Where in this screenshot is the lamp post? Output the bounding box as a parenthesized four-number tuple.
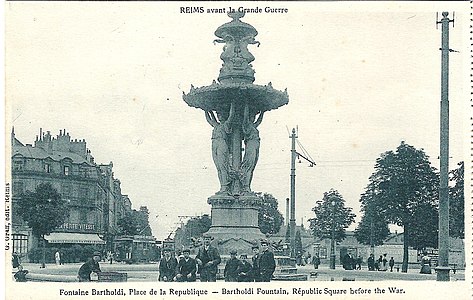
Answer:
(330, 199, 336, 269)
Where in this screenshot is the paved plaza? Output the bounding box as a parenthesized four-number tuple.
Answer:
(14, 262, 465, 282)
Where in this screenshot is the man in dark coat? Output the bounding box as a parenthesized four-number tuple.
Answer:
(251, 245, 260, 282)
(377, 255, 383, 271)
(350, 254, 356, 270)
(78, 251, 101, 282)
(224, 250, 242, 282)
(367, 254, 375, 271)
(343, 253, 354, 270)
(356, 256, 362, 270)
(14, 265, 29, 282)
(311, 254, 320, 269)
(258, 240, 276, 282)
(389, 257, 395, 272)
(176, 249, 197, 282)
(12, 252, 20, 269)
(238, 254, 253, 282)
(158, 248, 178, 282)
(195, 234, 221, 282)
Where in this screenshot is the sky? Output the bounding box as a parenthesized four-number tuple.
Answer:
(5, 1, 469, 240)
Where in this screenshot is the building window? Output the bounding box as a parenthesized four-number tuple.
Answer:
(44, 163, 51, 173)
(13, 160, 24, 171)
(319, 247, 327, 259)
(62, 184, 71, 198)
(80, 187, 89, 202)
(79, 167, 89, 178)
(69, 210, 79, 223)
(12, 181, 24, 195)
(63, 166, 70, 176)
(13, 234, 28, 256)
(87, 211, 96, 224)
(80, 210, 88, 223)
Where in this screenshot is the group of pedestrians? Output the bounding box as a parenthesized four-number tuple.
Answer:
(73, 234, 275, 283)
(158, 235, 276, 282)
(14, 234, 277, 283)
(367, 253, 395, 272)
(54, 250, 66, 265)
(342, 253, 363, 270)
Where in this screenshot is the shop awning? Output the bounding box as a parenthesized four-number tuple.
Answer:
(44, 233, 106, 244)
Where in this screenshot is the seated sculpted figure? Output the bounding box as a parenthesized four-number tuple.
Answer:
(205, 102, 235, 194)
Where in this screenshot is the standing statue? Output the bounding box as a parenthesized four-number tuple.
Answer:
(241, 104, 264, 193)
(205, 102, 235, 194)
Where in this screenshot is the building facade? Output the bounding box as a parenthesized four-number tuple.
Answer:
(313, 232, 465, 269)
(270, 224, 465, 269)
(11, 128, 134, 257)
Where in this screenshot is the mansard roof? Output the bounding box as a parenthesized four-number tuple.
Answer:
(12, 143, 93, 165)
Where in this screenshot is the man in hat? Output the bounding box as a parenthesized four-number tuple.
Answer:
(258, 240, 276, 282)
(367, 253, 375, 271)
(251, 245, 261, 282)
(224, 250, 242, 282)
(195, 234, 221, 282)
(158, 248, 178, 281)
(14, 265, 29, 282)
(78, 251, 101, 282)
(176, 249, 197, 282)
(238, 253, 253, 282)
(12, 251, 20, 269)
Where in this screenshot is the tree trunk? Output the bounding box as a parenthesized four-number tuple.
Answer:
(41, 235, 46, 268)
(402, 224, 409, 273)
(370, 218, 374, 255)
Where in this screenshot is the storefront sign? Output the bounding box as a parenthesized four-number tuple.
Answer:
(57, 222, 95, 232)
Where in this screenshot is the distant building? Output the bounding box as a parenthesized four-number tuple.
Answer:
(313, 231, 465, 269)
(270, 224, 465, 269)
(269, 224, 313, 258)
(11, 128, 134, 257)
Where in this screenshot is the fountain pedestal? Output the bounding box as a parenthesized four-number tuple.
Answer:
(206, 194, 264, 254)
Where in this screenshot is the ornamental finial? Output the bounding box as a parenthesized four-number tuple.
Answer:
(228, 11, 245, 21)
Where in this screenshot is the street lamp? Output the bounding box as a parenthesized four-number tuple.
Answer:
(330, 199, 336, 270)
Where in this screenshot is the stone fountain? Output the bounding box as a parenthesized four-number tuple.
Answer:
(183, 12, 289, 255)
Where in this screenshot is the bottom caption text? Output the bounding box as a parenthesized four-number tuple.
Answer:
(58, 286, 406, 297)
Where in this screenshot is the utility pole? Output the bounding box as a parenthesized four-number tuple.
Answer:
(289, 128, 316, 258)
(289, 128, 297, 258)
(436, 11, 454, 282)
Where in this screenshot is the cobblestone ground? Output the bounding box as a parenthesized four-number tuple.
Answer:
(14, 262, 465, 282)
